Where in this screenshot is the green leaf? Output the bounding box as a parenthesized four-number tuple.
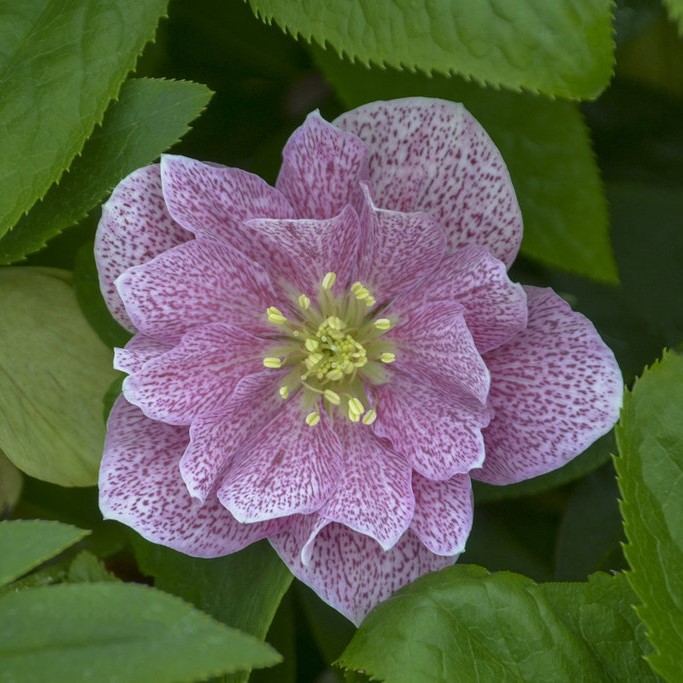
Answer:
(133, 537, 293, 683)
(0, 0, 169, 237)
(615, 350, 683, 682)
(554, 464, 625, 580)
(66, 551, 118, 584)
(664, 0, 683, 35)
(249, 0, 614, 99)
(0, 520, 88, 588)
(73, 242, 131, 349)
(0, 451, 22, 516)
(338, 567, 656, 682)
(0, 268, 118, 486)
(314, 50, 617, 283)
(0, 77, 212, 264)
(0, 583, 280, 683)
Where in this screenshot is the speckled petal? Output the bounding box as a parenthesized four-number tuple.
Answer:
(474, 286, 624, 485)
(113, 335, 172, 374)
(317, 422, 414, 551)
(270, 520, 456, 626)
(116, 239, 277, 343)
(397, 247, 528, 354)
(95, 165, 191, 331)
(180, 372, 283, 502)
(160, 154, 296, 245)
(218, 403, 343, 523)
(334, 98, 522, 266)
(123, 323, 267, 426)
(99, 397, 283, 558)
(355, 185, 447, 302)
(276, 111, 368, 219)
(392, 302, 490, 405)
(242, 205, 360, 294)
(410, 473, 473, 555)
(372, 373, 489, 480)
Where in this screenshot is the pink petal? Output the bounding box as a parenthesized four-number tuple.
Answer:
(160, 154, 296, 244)
(355, 184, 447, 302)
(372, 373, 489, 480)
(317, 422, 414, 551)
(410, 473, 473, 555)
(242, 204, 360, 294)
(116, 239, 278, 344)
(123, 323, 267, 426)
(474, 286, 624, 485)
(276, 111, 369, 219)
(113, 334, 172, 374)
(95, 165, 191, 331)
(334, 98, 522, 266)
(99, 397, 282, 557)
(270, 519, 456, 626)
(218, 403, 343, 523)
(397, 247, 528, 354)
(180, 372, 283, 502)
(392, 301, 490, 405)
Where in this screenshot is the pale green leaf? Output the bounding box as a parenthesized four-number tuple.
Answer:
(133, 537, 293, 683)
(338, 568, 656, 682)
(314, 50, 617, 283)
(0, 0, 168, 236)
(0, 583, 280, 683)
(0, 520, 88, 588)
(664, 0, 683, 35)
(615, 350, 683, 681)
(0, 268, 118, 486)
(0, 77, 212, 264)
(249, 0, 614, 99)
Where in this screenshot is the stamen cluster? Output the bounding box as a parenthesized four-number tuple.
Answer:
(262, 272, 396, 426)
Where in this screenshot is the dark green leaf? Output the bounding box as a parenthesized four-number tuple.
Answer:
(615, 350, 683, 681)
(314, 50, 616, 283)
(0, 0, 169, 237)
(0, 520, 88, 588)
(0, 78, 212, 264)
(338, 567, 656, 682)
(249, 0, 614, 99)
(0, 583, 280, 683)
(0, 452, 22, 517)
(0, 268, 118, 486)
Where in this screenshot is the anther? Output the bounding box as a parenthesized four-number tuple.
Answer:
(323, 389, 341, 405)
(374, 318, 391, 330)
(326, 368, 344, 381)
(266, 306, 287, 325)
(305, 411, 320, 427)
(326, 316, 345, 331)
(278, 386, 289, 399)
(362, 409, 377, 425)
(348, 397, 364, 417)
(379, 352, 396, 364)
(305, 338, 320, 352)
(322, 272, 336, 290)
(298, 294, 310, 310)
(365, 296, 376, 307)
(263, 357, 283, 369)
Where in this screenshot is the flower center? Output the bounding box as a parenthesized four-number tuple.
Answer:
(261, 272, 396, 426)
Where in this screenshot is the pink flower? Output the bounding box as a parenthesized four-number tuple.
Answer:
(96, 98, 623, 625)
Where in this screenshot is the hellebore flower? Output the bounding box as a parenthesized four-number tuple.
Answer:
(96, 98, 623, 625)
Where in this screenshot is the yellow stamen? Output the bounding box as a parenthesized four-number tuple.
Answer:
(379, 352, 395, 364)
(323, 389, 341, 405)
(298, 294, 310, 310)
(374, 318, 391, 330)
(365, 296, 376, 307)
(305, 338, 320, 352)
(278, 386, 289, 399)
(305, 411, 320, 426)
(349, 410, 361, 423)
(326, 316, 345, 331)
(263, 357, 283, 369)
(326, 368, 344, 381)
(362, 409, 377, 425)
(266, 306, 287, 325)
(348, 397, 364, 417)
(322, 272, 336, 290)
